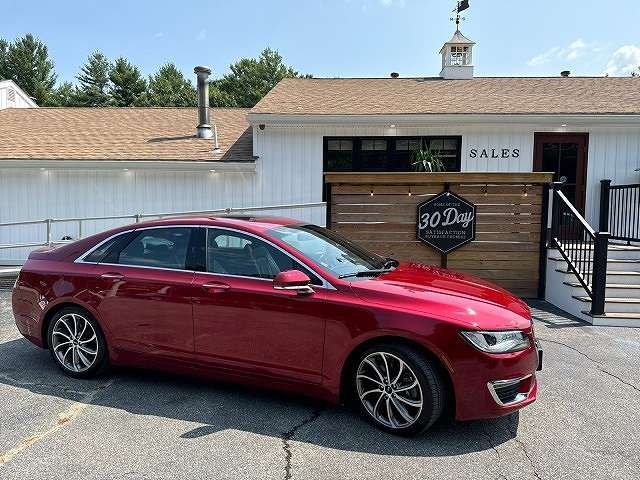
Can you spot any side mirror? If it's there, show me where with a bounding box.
[273,270,314,295]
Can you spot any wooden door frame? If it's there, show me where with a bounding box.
[533,132,589,214]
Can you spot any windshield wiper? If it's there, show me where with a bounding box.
[338,267,396,279]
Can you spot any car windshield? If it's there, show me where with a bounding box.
[266,224,390,279]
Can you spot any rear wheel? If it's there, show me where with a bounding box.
[354,344,444,435]
[47,307,108,378]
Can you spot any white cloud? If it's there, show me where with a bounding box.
[152,32,164,39]
[197,29,207,40]
[603,45,640,76]
[379,0,405,6]
[527,38,593,67]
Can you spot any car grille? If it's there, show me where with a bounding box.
[494,381,522,404]
[488,376,531,406]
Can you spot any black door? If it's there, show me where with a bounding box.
[534,133,588,214]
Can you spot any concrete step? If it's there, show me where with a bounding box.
[572,296,640,314]
[564,282,640,298]
[554,269,640,285]
[549,256,640,272]
[581,311,640,328]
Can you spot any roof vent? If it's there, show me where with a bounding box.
[390,72,400,78]
[194,66,213,139]
[560,70,571,77]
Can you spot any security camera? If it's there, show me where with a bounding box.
[259,124,266,131]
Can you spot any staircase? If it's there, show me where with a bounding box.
[546,243,640,327]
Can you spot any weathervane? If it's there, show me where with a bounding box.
[450,0,469,28]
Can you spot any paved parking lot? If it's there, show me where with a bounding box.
[1,291,639,480]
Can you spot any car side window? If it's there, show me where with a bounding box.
[207,228,322,284]
[113,227,195,270]
[82,231,137,263]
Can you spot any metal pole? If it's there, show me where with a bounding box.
[599,179,611,232]
[590,231,609,316]
[46,219,52,246]
[78,219,83,239]
[537,182,551,299]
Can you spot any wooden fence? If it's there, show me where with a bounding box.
[325,172,554,298]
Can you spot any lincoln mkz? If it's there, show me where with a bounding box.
[13,216,542,435]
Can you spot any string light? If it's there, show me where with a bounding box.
[370,189,374,197]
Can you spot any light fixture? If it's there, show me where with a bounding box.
[561,124,567,127]
[389,124,396,128]
[209,169,216,173]
[370,190,374,197]
[123,168,129,172]
[39,167,46,172]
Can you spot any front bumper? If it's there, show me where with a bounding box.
[452,340,541,421]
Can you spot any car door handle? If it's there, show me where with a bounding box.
[100,272,124,280]
[201,281,230,291]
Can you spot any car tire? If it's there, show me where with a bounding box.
[47,306,109,378]
[353,344,445,436]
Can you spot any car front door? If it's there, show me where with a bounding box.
[192,228,327,384]
[91,226,204,356]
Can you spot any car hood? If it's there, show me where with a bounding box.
[348,262,532,330]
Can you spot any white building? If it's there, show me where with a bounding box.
[0,80,37,109]
[0,29,639,323]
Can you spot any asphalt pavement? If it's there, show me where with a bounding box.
[1,291,639,480]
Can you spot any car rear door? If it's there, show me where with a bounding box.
[91,226,204,356]
[192,227,328,384]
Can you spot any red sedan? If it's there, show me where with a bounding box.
[12,216,541,435]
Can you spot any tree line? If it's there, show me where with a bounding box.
[0,34,309,108]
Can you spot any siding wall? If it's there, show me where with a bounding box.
[0,165,325,263]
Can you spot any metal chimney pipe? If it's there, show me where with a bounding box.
[194,65,213,138]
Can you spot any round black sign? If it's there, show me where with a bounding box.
[416,191,476,254]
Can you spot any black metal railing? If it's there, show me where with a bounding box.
[550,182,608,315]
[600,179,640,243]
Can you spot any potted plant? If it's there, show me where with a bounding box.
[412,148,445,172]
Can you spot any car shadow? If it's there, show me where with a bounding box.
[1,338,519,457]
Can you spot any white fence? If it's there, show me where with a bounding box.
[0,202,326,264]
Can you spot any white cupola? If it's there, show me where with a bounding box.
[439,29,475,80]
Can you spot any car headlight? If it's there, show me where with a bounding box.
[460,330,530,353]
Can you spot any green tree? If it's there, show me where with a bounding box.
[4,34,57,105]
[632,67,639,77]
[140,63,197,106]
[75,52,111,106]
[0,38,8,79]
[208,81,236,107]
[46,81,78,107]
[109,57,147,106]
[213,48,309,107]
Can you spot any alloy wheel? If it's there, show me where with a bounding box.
[51,313,99,373]
[356,351,423,429]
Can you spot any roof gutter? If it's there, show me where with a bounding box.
[0,160,256,172]
[248,112,640,127]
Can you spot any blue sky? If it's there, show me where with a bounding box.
[3,0,640,84]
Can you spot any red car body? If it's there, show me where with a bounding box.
[12,216,539,421]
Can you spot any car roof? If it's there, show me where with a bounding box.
[132,215,302,233]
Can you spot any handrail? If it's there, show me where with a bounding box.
[550,182,608,315]
[599,179,640,243]
[0,201,326,250]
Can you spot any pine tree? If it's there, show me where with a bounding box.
[4,34,57,105]
[75,52,111,106]
[109,57,147,106]
[46,81,79,107]
[215,48,310,108]
[140,63,197,106]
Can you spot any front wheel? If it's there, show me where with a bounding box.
[47,306,109,378]
[354,344,445,435]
